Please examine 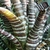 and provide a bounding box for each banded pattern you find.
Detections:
[26,10,45,50]
[0,17,10,48]
[42,24,50,41]
[0,0,13,33]
[1,16,13,33]
[0,7,27,46]
[10,18,27,42]
[26,2,48,50]
[35,2,49,42]
[44,24,50,33]
[36,2,49,10]
[11,0,27,44]
[0,3,14,50]
[27,0,38,32]
[11,0,27,23]
[0,1,50,50]
[20,0,27,16]
[38,13,49,42]
[11,0,24,16]
[0,29,23,50]
[0,38,10,50]
[28,2,48,33]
